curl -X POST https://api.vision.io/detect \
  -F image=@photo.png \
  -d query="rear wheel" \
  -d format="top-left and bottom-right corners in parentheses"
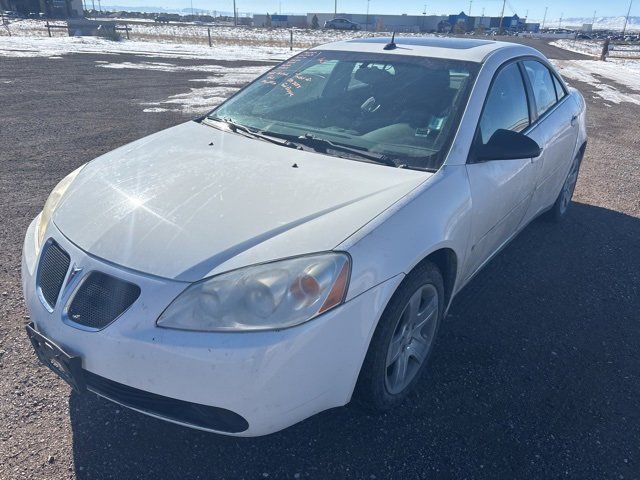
top-left (545, 152), bottom-right (582, 222)
top-left (354, 261), bottom-right (444, 411)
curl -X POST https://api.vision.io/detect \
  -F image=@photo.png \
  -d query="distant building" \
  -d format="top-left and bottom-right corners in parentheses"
top-left (1, 0), bottom-right (83, 17)
top-left (525, 22), bottom-right (540, 32)
top-left (442, 12), bottom-right (531, 33)
top-left (253, 13), bottom-right (307, 28)
top-left (306, 12), bottom-right (445, 32)
top-left (447, 11), bottom-right (473, 32)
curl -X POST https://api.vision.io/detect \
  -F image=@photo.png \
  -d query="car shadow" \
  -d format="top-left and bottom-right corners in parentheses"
top-left (68, 202), bottom-right (640, 479)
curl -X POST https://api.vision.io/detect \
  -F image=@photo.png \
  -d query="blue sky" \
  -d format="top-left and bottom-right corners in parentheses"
top-left (116, 0), bottom-right (636, 21)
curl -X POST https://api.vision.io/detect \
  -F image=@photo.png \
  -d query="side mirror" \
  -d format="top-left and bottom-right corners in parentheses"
top-left (473, 129), bottom-right (542, 162)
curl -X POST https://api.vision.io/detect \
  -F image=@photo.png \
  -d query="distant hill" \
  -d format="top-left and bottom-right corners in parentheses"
top-left (529, 15), bottom-right (640, 31)
top-left (100, 5), bottom-right (233, 15)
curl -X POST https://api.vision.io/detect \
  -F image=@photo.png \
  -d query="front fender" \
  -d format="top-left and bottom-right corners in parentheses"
top-left (339, 165), bottom-right (472, 302)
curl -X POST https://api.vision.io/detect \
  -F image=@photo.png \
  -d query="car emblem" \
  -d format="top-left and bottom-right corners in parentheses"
top-left (65, 264), bottom-right (83, 289)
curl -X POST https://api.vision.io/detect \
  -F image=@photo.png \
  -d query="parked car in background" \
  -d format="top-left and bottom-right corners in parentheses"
top-left (154, 15), bottom-right (170, 23)
top-left (325, 17), bottom-right (359, 30)
top-left (2, 10), bottom-right (23, 19)
top-left (23, 37), bottom-right (586, 437)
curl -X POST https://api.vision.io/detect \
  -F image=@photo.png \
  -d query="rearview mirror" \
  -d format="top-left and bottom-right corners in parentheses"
top-left (474, 129), bottom-right (542, 162)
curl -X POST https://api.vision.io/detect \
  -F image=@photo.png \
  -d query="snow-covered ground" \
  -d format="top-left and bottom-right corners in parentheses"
top-left (94, 60), bottom-right (272, 113)
top-left (552, 59), bottom-right (640, 106)
top-left (0, 19), bottom-right (393, 48)
top-left (0, 35), bottom-right (298, 61)
top-left (0, 26), bottom-right (297, 114)
top-left (551, 39), bottom-right (640, 59)
top-left (548, 40), bottom-right (640, 106)
top-left (532, 15), bottom-right (640, 32)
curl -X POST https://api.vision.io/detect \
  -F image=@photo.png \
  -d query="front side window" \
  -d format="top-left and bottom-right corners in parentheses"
top-left (208, 50), bottom-right (480, 170)
top-left (478, 62), bottom-right (529, 145)
top-left (523, 60), bottom-right (557, 117)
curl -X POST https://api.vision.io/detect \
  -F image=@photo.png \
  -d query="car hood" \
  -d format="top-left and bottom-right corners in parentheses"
top-left (54, 121), bottom-right (430, 282)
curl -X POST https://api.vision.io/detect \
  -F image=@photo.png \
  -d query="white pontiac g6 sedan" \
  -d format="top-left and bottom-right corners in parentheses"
top-left (23, 37), bottom-right (587, 436)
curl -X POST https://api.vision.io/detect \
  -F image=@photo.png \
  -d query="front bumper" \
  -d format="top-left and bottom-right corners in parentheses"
top-left (22, 218), bottom-right (403, 436)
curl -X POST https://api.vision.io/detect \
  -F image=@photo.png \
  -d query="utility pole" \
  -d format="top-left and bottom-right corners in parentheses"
top-left (190, 0), bottom-right (193, 16)
top-left (559, 12), bottom-right (563, 29)
top-left (334, 0), bottom-right (337, 17)
top-left (366, 0), bottom-right (370, 32)
top-left (592, 10), bottom-right (596, 26)
top-left (622, 0), bottom-right (633, 36)
top-left (541, 6), bottom-right (548, 30)
top-left (468, 0), bottom-right (472, 16)
top-left (498, 0), bottom-right (506, 34)
top-left (233, 0), bottom-right (237, 26)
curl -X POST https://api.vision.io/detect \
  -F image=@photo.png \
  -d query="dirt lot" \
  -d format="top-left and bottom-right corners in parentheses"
top-left (0, 39), bottom-right (639, 479)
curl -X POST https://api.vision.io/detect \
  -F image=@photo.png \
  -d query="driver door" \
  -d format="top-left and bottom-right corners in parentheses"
top-left (462, 61), bottom-right (540, 282)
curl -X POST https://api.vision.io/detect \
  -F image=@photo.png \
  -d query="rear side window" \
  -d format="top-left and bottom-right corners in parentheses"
top-left (478, 63), bottom-right (530, 145)
top-left (523, 60), bottom-right (557, 117)
top-left (553, 74), bottom-right (566, 101)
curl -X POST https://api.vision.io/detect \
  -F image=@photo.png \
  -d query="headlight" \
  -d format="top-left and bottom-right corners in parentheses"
top-left (36, 165), bottom-right (84, 250)
top-left (157, 253), bottom-right (351, 332)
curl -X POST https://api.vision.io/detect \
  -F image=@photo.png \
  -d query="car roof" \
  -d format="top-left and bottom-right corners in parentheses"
top-left (312, 36), bottom-right (535, 63)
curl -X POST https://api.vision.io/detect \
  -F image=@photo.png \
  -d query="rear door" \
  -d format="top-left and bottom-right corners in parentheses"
top-left (462, 61), bottom-right (539, 282)
top-left (520, 60), bottom-right (580, 220)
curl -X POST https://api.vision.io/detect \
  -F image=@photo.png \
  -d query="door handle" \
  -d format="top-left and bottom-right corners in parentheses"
top-left (570, 114), bottom-right (578, 126)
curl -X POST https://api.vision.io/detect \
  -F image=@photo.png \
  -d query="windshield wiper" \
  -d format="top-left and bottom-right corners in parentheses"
top-left (398, 164), bottom-right (438, 173)
top-left (206, 117), bottom-right (297, 149)
top-left (293, 133), bottom-right (398, 168)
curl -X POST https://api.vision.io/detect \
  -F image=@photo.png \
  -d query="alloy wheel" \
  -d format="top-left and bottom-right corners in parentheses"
top-left (384, 284), bottom-right (439, 395)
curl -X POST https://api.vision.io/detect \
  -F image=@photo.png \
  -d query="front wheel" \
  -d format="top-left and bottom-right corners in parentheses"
top-left (354, 261), bottom-right (444, 411)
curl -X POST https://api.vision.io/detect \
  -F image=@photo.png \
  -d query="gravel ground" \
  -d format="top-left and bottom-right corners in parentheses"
top-left (0, 39), bottom-right (638, 479)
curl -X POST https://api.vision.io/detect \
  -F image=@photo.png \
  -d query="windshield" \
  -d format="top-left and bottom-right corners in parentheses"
top-left (206, 50), bottom-right (479, 170)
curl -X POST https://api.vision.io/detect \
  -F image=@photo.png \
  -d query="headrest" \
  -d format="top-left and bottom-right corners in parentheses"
top-left (354, 64), bottom-right (394, 86)
top-left (424, 69), bottom-right (450, 91)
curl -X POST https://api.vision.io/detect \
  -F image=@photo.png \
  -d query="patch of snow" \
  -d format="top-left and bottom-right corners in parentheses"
top-left (143, 85), bottom-right (239, 114)
top-left (551, 59), bottom-right (640, 106)
top-left (96, 60), bottom-right (269, 78)
top-left (0, 35), bottom-right (298, 62)
top-left (142, 107), bottom-right (177, 113)
top-left (137, 64), bottom-right (269, 114)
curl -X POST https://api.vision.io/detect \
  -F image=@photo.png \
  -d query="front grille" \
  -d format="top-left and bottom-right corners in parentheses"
top-left (37, 241), bottom-right (71, 309)
top-left (84, 369), bottom-right (249, 433)
top-left (67, 272), bottom-right (140, 329)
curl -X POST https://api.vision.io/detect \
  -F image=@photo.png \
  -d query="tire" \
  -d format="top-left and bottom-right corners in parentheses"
top-left (354, 261), bottom-right (444, 412)
top-left (545, 150), bottom-right (583, 222)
